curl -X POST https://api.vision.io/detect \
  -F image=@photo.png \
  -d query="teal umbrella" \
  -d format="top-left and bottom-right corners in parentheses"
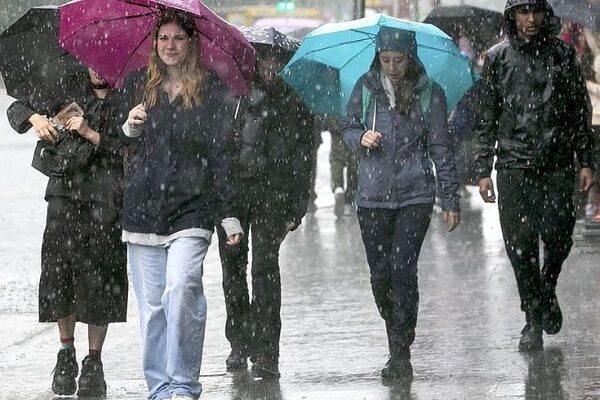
top-left (280, 13), bottom-right (476, 116)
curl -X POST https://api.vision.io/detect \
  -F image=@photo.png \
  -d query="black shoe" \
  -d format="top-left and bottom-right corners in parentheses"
top-left (251, 357), bottom-right (280, 378)
top-left (52, 348), bottom-right (78, 395)
top-left (542, 285), bottom-right (562, 335)
top-left (519, 323), bottom-right (543, 352)
top-left (381, 357), bottom-right (413, 380)
top-left (226, 348), bottom-right (248, 371)
top-left (77, 356), bottom-right (107, 398)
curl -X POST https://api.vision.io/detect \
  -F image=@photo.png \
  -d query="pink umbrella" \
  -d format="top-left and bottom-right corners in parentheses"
top-left (58, 0), bottom-right (255, 95)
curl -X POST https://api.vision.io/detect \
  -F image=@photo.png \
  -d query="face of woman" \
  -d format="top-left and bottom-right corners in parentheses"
top-left (87, 68), bottom-right (106, 86)
top-left (156, 22), bottom-right (191, 67)
top-left (378, 50), bottom-right (411, 83)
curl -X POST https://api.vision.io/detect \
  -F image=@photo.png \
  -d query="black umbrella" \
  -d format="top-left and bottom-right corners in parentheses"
top-left (237, 26), bottom-right (300, 61)
top-left (549, 0), bottom-right (600, 32)
top-left (0, 6), bottom-right (83, 100)
top-left (423, 6), bottom-right (505, 54)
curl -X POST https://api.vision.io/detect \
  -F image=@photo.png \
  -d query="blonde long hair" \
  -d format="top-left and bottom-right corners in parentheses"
top-left (144, 11), bottom-right (208, 109)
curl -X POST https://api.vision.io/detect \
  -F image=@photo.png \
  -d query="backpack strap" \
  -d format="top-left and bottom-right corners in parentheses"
top-left (360, 80), bottom-right (434, 133)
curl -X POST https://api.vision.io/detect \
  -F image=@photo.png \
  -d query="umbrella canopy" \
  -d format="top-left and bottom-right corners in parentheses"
top-left (423, 6), bottom-right (505, 53)
top-left (252, 17), bottom-right (324, 40)
top-left (58, 0), bottom-right (256, 95)
top-left (237, 26), bottom-right (300, 54)
top-left (280, 13), bottom-right (475, 116)
top-left (0, 6), bottom-right (84, 99)
top-left (549, 0), bottom-right (600, 32)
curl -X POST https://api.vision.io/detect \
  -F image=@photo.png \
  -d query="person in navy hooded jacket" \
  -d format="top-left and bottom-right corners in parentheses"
top-left (341, 27), bottom-right (461, 380)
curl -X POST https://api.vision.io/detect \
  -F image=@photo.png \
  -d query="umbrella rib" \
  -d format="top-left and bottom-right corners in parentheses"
top-left (116, 31), bottom-right (152, 81)
top-left (339, 40), bottom-right (374, 70)
top-left (302, 35), bottom-right (374, 59)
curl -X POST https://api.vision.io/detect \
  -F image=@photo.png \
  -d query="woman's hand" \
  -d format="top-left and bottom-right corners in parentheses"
top-left (227, 233), bottom-right (242, 246)
top-left (29, 113), bottom-right (58, 142)
top-left (360, 130), bottom-right (382, 149)
top-left (66, 116), bottom-right (101, 145)
top-left (65, 116), bottom-right (90, 137)
top-left (478, 177), bottom-right (496, 203)
top-left (442, 211), bottom-right (460, 232)
top-left (579, 167), bottom-right (594, 192)
top-left (127, 103), bottom-right (147, 128)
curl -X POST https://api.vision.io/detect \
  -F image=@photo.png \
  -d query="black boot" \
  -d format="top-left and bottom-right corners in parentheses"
top-left (77, 355), bottom-right (107, 398)
top-left (226, 348), bottom-right (248, 371)
top-left (519, 322), bottom-right (543, 352)
top-left (52, 348), bottom-right (78, 395)
top-left (381, 356), bottom-right (413, 380)
top-left (541, 281), bottom-right (562, 335)
top-left (381, 347), bottom-right (412, 381)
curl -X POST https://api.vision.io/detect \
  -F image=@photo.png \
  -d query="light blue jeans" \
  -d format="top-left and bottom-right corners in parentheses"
top-left (128, 237), bottom-right (209, 400)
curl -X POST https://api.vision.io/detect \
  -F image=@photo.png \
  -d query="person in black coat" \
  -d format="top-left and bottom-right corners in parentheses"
top-left (474, 0), bottom-right (596, 352)
top-left (216, 44), bottom-right (314, 378)
top-left (6, 67), bottom-right (126, 397)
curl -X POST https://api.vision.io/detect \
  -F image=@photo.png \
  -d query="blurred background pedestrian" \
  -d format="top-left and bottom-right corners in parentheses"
top-left (216, 40), bottom-right (314, 379)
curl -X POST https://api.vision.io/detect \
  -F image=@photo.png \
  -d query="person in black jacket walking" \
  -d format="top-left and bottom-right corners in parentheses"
top-left (215, 45), bottom-right (313, 379)
top-left (6, 67), bottom-right (126, 397)
top-left (474, 0), bottom-right (596, 352)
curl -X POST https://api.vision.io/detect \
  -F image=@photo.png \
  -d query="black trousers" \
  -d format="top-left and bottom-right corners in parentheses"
top-left (217, 196), bottom-right (289, 360)
top-left (497, 168), bottom-right (576, 323)
top-left (40, 196), bottom-right (127, 324)
top-left (357, 204), bottom-right (432, 355)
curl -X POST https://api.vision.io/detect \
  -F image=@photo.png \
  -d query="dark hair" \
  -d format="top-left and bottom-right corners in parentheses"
top-left (155, 10), bottom-right (196, 40)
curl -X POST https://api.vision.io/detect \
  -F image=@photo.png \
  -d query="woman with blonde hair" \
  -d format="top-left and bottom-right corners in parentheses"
top-left (119, 10), bottom-right (242, 400)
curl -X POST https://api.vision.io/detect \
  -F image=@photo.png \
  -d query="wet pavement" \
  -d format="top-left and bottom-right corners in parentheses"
top-left (1, 90), bottom-right (600, 399)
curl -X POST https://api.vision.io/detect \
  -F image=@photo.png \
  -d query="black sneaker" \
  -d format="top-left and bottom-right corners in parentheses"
top-left (52, 348), bottom-right (78, 395)
top-left (77, 356), bottom-right (107, 398)
top-left (225, 348), bottom-right (248, 371)
top-left (251, 356), bottom-right (280, 378)
top-left (381, 357), bottom-right (413, 380)
top-left (542, 284), bottom-right (562, 335)
top-left (519, 323), bottom-right (543, 352)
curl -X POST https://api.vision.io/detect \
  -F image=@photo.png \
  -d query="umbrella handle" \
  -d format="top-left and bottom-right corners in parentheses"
top-left (371, 101), bottom-right (376, 132)
top-left (234, 96), bottom-right (242, 120)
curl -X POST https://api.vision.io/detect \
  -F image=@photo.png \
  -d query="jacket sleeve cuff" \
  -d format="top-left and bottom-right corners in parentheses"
top-left (7, 102), bottom-right (36, 133)
top-left (122, 122), bottom-right (143, 138)
top-left (441, 195), bottom-right (461, 213)
top-left (474, 169), bottom-right (492, 184)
